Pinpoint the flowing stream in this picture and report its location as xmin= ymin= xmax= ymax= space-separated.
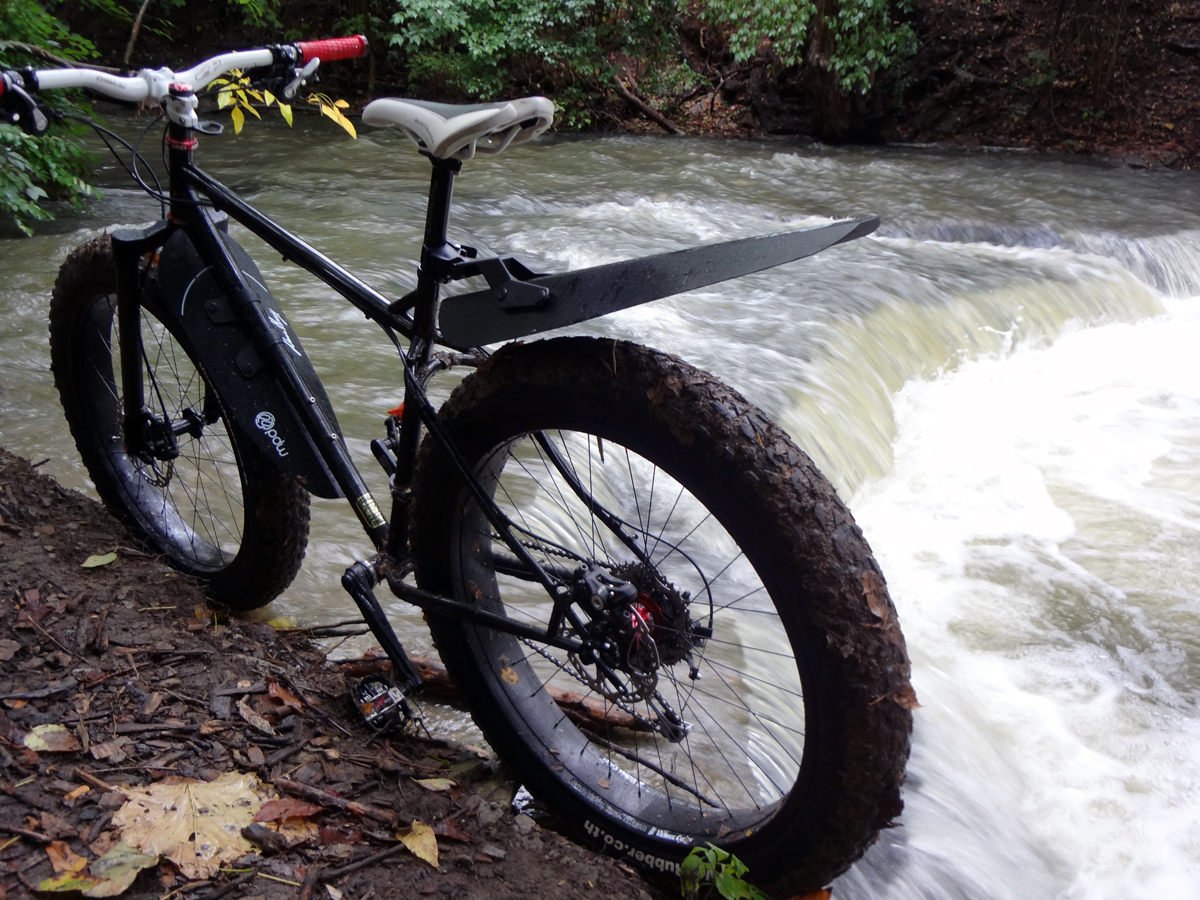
xmin=2 ymin=113 xmax=1200 ymax=898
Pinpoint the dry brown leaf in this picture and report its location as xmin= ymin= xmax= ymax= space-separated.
xmin=267 ymin=680 xmax=304 ymax=711
xmin=500 ymin=667 xmax=519 ymax=684
xmin=412 ymin=777 xmax=456 ymax=793
xmin=46 ymin=841 xmax=88 ymax=875
xmin=254 ymin=798 xmax=323 ymax=823
xmin=791 ymin=891 xmax=833 ymax=900
xmin=90 ymin=737 xmax=132 ymax=763
xmin=112 ymin=771 xmax=274 ymax=879
xmin=862 ymin=570 xmax=888 ymax=621
xmin=398 ymin=820 xmax=438 ymax=868
xmin=892 ymin=685 xmax=921 ymax=710
xmin=237 ymin=695 xmax=276 ymax=736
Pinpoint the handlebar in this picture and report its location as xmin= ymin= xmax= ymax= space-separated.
xmin=5 ymin=36 xmax=367 ymax=106
xmin=297 ymin=36 xmax=369 ymax=65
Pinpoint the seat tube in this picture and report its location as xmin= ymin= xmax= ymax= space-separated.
xmin=387 ymin=157 xmax=461 ymax=560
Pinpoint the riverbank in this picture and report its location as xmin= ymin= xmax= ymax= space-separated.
xmin=53 ymin=0 xmax=1200 ymax=171
xmin=0 ymin=447 xmax=666 ymax=900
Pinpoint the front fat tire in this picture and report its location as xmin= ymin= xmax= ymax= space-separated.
xmin=410 ymin=337 xmax=913 ymax=896
xmin=49 ymin=235 xmax=310 ymax=611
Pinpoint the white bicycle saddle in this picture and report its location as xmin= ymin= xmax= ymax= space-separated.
xmin=361 ymin=96 xmax=554 ymax=161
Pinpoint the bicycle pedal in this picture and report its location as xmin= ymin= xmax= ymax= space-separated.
xmin=352 ymin=675 xmax=412 ymax=732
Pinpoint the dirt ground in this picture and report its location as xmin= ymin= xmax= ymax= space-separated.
xmin=0 ymin=447 xmax=669 ymax=900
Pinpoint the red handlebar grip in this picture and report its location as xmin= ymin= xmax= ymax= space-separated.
xmin=297 ymin=35 xmax=368 ymax=64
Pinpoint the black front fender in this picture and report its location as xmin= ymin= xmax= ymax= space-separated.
xmin=149 ymin=228 xmax=344 ymax=499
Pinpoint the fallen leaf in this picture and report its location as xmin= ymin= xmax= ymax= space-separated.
xmin=500 ymin=667 xmax=519 ymax=684
xmin=237 ymin=696 xmax=276 ymax=736
xmin=597 ymin=778 xmax=611 ymax=789
xmin=91 ymin=737 xmax=132 ymax=763
xmin=862 ymin=570 xmax=888 ymax=621
xmin=254 ymin=798 xmax=323 ymax=823
xmin=40 ymin=811 xmax=78 ymax=839
xmin=398 ymin=820 xmax=438 ymax=868
xmin=81 ymin=552 xmax=117 ymax=568
xmin=433 ymin=820 xmax=472 ymax=843
xmin=46 ymin=841 xmax=88 ymax=875
xmin=267 ymin=616 xmax=297 ymax=629
xmin=83 ymin=841 xmax=159 ymax=898
xmin=64 ymin=785 xmax=91 ymax=802
xmin=36 ymin=872 xmax=102 ymax=893
xmin=0 ymin=639 xmax=20 ymax=661
xmin=267 ymin=680 xmax=304 ymax=711
xmin=25 ymin=724 xmax=81 ymax=753
xmin=412 ymin=778 xmax=456 ymax=793
xmin=326 ymin=886 xmax=344 ymax=900
xmin=112 ymin=771 xmax=273 ymax=879
xmin=462 ymin=744 xmax=494 ymax=760
xmin=794 ymin=891 xmax=833 ymax=900
xmin=892 ymin=685 xmax=921 ymax=710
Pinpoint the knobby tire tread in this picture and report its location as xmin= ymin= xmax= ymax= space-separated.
xmin=409 ymin=336 xmax=913 ymax=896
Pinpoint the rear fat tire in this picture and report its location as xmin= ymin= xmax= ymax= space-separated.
xmin=49 ymin=235 xmax=309 ymax=611
xmin=410 ymin=337 xmax=913 ymax=895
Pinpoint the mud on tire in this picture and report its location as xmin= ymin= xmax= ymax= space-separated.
xmin=410 ymin=336 xmax=913 ymax=896
xmin=49 ymin=235 xmax=309 ymax=611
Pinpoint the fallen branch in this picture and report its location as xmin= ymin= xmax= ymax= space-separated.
xmin=612 ymin=78 xmax=682 ymax=135
xmin=273 ymin=776 xmax=397 ymax=826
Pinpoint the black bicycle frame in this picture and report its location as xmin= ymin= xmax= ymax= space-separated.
xmin=109 ymin=93 xmax=877 ymax=696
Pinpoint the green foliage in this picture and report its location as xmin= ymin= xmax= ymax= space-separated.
xmin=0 ymin=0 xmax=99 ymax=64
xmin=1020 ymin=49 xmax=1058 ymax=88
xmin=389 ymin=0 xmax=677 ymax=101
xmin=679 ymin=844 xmax=770 ymax=900
xmin=0 ymin=123 xmax=94 ymax=235
xmin=700 ymin=0 xmax=916 ymax=93
xmin=0 ymin=0 xmax=100 ymax=234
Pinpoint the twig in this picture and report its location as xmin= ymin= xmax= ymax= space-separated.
xmin=0 ymin=822 xmax=51 ymax=844
xmin=193 ymin=870 xmax=256 ymax=900
xmin=298 ymin=864 xmax=322 ymax=900
xmin=320 ymin=843 xmax=406 ymax=880
xmin=273 ymin=776 xmax=396 ymax=826
xmin=0 ymin=42 xmax=123 ymax=74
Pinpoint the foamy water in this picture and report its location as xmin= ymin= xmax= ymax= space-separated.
xmin=846 ymin=295 xmax=1200 ymax=899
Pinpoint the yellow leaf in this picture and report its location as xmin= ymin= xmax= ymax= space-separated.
xmin=112 ymin=772 xmax=273 ymax=880
xmin=267 ymin=616 xmax=297 ymax=629
xmin=240 ymin=100 xmax=262 ymax=120
xmin=247 ymin=89 xmax=264 ymax=102
xmin=334 ymin=99 xmax=350 ymax=108
xmin=278 ymin=103 xmax=293 ymax=127
xmin=47 ymin=841 xmax=89 ymax=875
xmin=217 ymin=89 xmax=233 ymax=110
xmin=263 ymin=89 xmax=276 ymax=107
xmin=398 ymin=820 xmax=438 ymax=868
xmin=25 ymin=724 xmax=82 ymax=752
xmin=231 ymin=105 xmax=245 ymax=135
xmin=82 ymin=552 xmax=117 ymax=568
xmin=37 ymin=873 xmax=103 ymax=893
xmin=83 ymin=841 xmax=160 ymax=898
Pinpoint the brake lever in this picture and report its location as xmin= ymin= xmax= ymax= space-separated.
xmin=1 ymin=71 xmax=50 ymax=136
xmin=282 ymin=57 xmax=320 ymax=101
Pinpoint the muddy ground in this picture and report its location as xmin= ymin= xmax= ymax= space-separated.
xmin=0 ymin=447 xmax=670 ymax=900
